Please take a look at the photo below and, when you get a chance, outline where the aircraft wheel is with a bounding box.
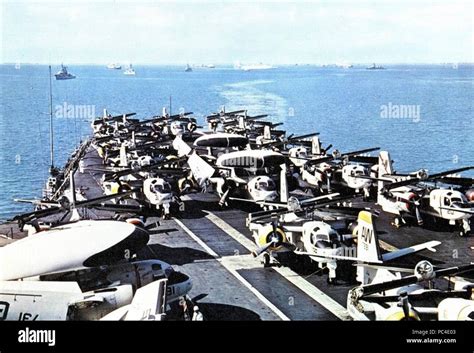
[263,253,271,267]
[393,217,402,228]
[327,277,337,285]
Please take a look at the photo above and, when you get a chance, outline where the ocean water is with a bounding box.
[0,64,473,221]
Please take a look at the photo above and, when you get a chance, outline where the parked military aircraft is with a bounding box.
[0,220,192,320]
[366,151,474,236]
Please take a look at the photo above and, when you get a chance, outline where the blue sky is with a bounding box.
[1,0,472,64]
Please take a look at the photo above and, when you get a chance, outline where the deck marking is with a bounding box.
[173,217,290,320]
[205,211,351,321]
[273,266,351,320]
[205,212,256,250]
[219,257,290,321]
[173,217,219,258]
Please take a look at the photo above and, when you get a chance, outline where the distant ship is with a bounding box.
[54,64,76,80]
[335,62,353,69]
[239,63,275,71]
[205,64,215,68]
[185,64,192,72]
[366,63,385,70]
[107,63,122,70]
[123,64,136,75]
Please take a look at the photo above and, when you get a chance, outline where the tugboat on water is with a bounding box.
[54,64,76,80]
[366,63,386,70]
[123,63,136,75]
[107,63,122,70]
[185,64,192,72]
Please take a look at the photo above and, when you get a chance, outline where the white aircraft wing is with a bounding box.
[381,240,440,262]
[295,251,362,262]
[0,281,83,321]
[188,152,215,187]
[172,136,192,156]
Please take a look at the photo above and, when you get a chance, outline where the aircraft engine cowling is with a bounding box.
[402,192,417,212]
[187,122,197,132]
[178,177,196,193]
[414,260,435,281]
[301,221,335,252]
[289,147,308,167]
[382,307,420,321]
[438,298,474,320]
[58,195,71,209]
[73,284,134,320]
[466,189,474,202]
[415,169,428,180]
[257,225,287,251]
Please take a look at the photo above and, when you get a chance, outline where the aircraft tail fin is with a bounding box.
[119,143,128,167]
[172,136,192,157]
[378,151,393,177]
[355,211,382,283]
[377,151,393,203]
[280,163,288,203]
[263,125,271,140]
[188,152,215,188]
[355,211,382,263]
[311,136,322,155]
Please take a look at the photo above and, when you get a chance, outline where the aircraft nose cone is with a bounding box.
[168,271,192,295]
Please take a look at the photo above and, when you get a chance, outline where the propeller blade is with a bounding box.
[400,294,410,320]
[414,206,423,225]
[323,144,333,153]
[252,241,275,257]
[218,188,231,207]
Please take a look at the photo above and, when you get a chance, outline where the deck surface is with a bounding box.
[1,145,473,320]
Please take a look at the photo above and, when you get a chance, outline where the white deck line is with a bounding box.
[219,256,290,321]
[205,211,351,321]
[172,217,290,320]
[173,217,219,258]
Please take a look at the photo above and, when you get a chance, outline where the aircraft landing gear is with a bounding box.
[392,216,403,228]
[262,253,271,267]
[458,220,471,237]
[327,277,337,285]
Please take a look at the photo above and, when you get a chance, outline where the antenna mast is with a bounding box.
[48,65,54,172]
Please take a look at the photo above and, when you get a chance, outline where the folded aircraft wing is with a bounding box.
[101,279,167,321]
